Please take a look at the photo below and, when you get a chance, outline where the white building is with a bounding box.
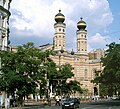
[0,0,12,107]
[0,0,12,51]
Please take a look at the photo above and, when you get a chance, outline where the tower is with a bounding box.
[53,10,66,51]
[77,18,87,54]
[0,0,12,51]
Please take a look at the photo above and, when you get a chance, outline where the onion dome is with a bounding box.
[55,10,65,23]
[77,17,86,30]
[71,49,74,55]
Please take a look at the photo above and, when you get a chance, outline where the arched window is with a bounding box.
[59,28,61,31]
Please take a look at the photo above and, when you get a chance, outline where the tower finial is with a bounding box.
[59,9,61,13]
[80,17,83,21]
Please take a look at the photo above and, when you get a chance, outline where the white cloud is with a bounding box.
[10,0,113,50]
[88,33,112,51]
[90,33,107,44]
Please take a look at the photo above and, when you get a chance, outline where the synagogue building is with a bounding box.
[39,10,105,96]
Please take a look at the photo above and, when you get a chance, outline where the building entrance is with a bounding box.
[94,87,98,95]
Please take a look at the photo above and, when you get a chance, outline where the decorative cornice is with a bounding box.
[0,5,11,16]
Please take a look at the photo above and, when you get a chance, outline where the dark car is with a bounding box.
[62,97,80,109]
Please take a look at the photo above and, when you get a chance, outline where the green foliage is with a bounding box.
[51,64,82,95]
[92,42,120,96]
[99,83,109,96]
[68,80,82,94]
[0,42,53,105]
[58,64,74,79]
[0,42,83,103]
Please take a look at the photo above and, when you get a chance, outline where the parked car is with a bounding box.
[113,96,120,100]
[62,97,80,109]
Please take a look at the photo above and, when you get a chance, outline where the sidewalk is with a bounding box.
[2,102,47,109]
[2,99,97,108]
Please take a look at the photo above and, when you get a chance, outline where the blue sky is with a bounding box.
[107,0,120,41]
[9,0,120,52]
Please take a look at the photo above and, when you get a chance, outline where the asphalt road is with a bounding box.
[23,100,120,109]
[80,100,120,109]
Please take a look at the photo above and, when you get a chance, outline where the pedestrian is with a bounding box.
[5,98,10,109]
[55,95,60,106]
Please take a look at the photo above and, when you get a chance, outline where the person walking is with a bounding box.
[55,95,60,106]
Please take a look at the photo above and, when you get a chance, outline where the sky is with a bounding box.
[9,0,120,52]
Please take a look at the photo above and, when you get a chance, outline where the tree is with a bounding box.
[0,42,83,105]
[0,42,53,105]
[92,42,120,96]
[51,64,82,96]
[68,80,83,95]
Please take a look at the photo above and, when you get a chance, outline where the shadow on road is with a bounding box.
[88,100,120,107]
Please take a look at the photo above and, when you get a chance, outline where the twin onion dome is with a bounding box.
[55,10,86,30]
[77,17,87,30]
[55,10,65,23]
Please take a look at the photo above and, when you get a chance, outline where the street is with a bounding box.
[23,100,120,109]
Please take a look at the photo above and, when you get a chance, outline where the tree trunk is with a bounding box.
[108,85,113,97]
[17,95,24,107]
